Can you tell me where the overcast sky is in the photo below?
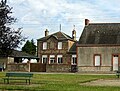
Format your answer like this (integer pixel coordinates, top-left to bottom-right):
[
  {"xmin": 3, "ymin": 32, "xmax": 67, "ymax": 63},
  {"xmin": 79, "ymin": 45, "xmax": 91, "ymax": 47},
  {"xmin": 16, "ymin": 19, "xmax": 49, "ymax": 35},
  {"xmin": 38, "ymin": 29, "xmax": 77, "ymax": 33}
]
[{"xmin": 7, "ymin": 0, "xmax": 120, "ymax": 47}]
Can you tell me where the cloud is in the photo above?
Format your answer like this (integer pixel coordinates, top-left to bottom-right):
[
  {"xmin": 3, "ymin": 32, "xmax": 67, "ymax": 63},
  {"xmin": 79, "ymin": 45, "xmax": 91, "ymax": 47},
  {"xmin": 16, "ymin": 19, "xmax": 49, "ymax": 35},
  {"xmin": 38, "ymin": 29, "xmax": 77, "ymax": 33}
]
[
  {"xmin": 8, "ymin": 0, "xmax": 120, "ymax": 46},
  {"xmin": 21, "ymin": 13, "xmax": 41, "ymax": 24}
]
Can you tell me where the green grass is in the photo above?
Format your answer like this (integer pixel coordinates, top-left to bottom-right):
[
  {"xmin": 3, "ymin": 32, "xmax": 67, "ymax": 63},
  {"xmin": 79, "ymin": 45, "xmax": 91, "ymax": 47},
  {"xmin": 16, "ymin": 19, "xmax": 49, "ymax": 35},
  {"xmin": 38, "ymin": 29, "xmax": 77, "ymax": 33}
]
[{"xmin": 0, "ymin": 72, "xmax": 119, "ymax": 91}]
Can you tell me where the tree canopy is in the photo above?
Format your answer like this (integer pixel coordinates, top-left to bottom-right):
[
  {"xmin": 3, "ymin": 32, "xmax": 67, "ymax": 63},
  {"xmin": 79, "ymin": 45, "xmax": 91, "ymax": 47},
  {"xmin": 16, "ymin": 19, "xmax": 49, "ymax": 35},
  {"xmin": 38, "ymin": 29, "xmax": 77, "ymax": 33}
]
[
  {"xmin": 0, "ymin": 0, "xmax": 25, "ymax": 56},
  {"xmin": 22, "ymin": 39, "xmax": 36, "ymax": 56}
]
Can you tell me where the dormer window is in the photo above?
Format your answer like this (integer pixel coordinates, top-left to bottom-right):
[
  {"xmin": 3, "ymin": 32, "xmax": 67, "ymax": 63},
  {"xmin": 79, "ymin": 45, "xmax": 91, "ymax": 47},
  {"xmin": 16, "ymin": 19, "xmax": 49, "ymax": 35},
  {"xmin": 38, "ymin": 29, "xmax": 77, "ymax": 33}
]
[
  {"xmin": 43, "ymin": 42, "xmax": 47, "ymax": 50},
  {"xmin": 58, "ymin": 42, "xmax": 62, "ymax": 49}
]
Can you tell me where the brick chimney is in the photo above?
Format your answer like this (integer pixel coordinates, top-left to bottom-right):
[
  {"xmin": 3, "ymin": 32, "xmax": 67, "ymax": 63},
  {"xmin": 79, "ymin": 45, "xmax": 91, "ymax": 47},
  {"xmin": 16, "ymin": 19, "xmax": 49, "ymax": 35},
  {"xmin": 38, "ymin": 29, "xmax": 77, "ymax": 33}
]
[
  {"xmin": 45, "ymin": 29, "xmax": 49, "ymax": 36},
  {"xmin": 85, "ymin": 19, "xmax": 90, "ymax": 26}
]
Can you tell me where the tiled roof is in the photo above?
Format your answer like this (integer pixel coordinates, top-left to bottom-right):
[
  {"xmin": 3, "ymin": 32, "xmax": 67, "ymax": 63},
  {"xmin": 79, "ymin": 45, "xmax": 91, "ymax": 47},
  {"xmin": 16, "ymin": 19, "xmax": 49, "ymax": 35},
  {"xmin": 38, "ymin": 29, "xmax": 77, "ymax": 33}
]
[
  {"xmin": 38, "ymin": 31, "xmax": 74, "ymax": 41},
  {"xmin": 79, "ymin": 23, "xmax": 120, "ymax": 44}
]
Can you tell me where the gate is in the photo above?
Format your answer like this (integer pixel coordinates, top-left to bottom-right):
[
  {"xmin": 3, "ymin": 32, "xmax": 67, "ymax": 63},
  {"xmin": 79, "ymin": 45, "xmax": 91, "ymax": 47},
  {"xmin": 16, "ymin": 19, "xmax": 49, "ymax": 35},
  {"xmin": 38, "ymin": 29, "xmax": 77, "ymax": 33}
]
[{"xmin": 30, "ymin": 63, "xmax": 46, "ymax": 72}]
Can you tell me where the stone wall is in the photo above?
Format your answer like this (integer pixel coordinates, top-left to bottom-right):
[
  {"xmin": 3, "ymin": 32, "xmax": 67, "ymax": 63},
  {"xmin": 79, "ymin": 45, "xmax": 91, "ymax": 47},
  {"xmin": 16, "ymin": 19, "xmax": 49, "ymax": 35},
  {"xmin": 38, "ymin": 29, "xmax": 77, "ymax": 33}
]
[
  {"xmin": 78, "ymin": 66, "xmax": 112, "ymax": 72},
  {"xmin": 7, "ymin": 63, "xmax": 29, "ymax": 72},
  {"xmin": 46, "ymin": 64, "xmax": 71, "ymax": 72}
]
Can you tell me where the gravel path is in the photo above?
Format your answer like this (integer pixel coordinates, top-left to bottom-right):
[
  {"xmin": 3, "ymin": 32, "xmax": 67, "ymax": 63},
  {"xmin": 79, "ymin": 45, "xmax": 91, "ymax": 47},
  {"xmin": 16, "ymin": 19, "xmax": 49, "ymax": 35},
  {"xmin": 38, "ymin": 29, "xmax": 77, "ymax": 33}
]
[{"xmin": 81, "ymin": 79, "xmax": 120, "ymax": 86}]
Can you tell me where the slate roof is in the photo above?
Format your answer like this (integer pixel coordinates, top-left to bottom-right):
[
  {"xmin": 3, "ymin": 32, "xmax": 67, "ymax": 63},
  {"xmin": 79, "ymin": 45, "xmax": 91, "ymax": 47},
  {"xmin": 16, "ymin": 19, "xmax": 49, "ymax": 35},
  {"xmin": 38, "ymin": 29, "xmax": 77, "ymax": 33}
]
[
  {"xmin": 9, "ymin": 50, "xmax": 30, "ymax": 57},
  {"xmin": 6, "ymin": 50, "xmax": 38, "ymax": 58},
  {"xmin": 69, "ymin": 42, "xmax": 78, "ymax": 53},
  {"xmin": 79, "ymin": 23, "xmax": 120, "ymax": 44},
  {"xmin": 38, "ymin": 31, "xmax": 74, "ymax": 41}
]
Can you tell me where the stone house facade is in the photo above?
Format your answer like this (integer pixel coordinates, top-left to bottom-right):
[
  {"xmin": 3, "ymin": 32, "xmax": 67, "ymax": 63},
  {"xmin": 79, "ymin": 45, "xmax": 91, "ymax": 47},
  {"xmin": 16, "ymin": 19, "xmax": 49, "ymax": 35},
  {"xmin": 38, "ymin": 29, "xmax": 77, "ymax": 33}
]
[
  {"xmin": 37, "ymin": 29, "xmax": 77, "ymax": 72},
  {"xmin": 77, "ymin": 19, "xmax": 120, "ymax": 72}
]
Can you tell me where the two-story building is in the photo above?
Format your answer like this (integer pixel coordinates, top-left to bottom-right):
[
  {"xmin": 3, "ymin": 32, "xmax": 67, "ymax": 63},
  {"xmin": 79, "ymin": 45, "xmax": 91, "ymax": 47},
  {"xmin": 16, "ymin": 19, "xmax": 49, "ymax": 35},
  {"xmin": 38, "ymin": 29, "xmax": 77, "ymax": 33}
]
[{"xmin": 37, "ymin": 29, "xmax": 77, "ymax": 72}]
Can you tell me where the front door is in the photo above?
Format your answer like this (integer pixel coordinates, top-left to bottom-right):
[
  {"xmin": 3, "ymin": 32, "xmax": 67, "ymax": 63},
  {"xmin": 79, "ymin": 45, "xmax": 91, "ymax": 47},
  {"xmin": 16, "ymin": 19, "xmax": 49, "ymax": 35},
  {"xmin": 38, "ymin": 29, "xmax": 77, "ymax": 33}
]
[{"xmin": 113, "ymin": 55, "xmax": 119, "ymax": 71}]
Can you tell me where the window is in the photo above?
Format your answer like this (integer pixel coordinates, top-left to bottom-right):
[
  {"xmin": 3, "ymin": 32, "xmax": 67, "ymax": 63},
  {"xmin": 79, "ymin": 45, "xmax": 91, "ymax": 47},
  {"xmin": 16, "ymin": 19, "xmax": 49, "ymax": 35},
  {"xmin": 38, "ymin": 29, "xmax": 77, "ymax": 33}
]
[
  {"xmin": 43, "ymin": 42, "xmax": 47, "ymax": 50},
  {"xmin": 94, "ymin": 54, "xmax": 101, "ymax": 66},
  {"xmin": 42, "ymin": 55, "xmax": 47, "ymax": 64},
  {"xmin": 58, "ymin": 42, "xmax": 62, "ymax": 49},
  {"xmin": 49, "ymin": 55, "xmax": 55, "ymax": 64},
  {"xmin": 57, "ymin": 55, "xmax": 63, "ymax": 64},
  {"xmin": 71, "ymin": 55, "xmax": 77, "ymax": 65}
]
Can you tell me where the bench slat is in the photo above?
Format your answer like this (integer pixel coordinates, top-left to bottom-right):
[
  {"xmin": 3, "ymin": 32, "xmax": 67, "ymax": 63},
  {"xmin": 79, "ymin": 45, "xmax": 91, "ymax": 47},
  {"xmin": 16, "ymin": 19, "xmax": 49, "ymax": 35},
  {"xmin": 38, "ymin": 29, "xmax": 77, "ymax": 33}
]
[
  {"xmin": 3, "ymin": 72, "xmax": 33, "ymax": 84},
  {"xmin": 6, "ymin": 73, "xmax": 33, "ymax": 77}
]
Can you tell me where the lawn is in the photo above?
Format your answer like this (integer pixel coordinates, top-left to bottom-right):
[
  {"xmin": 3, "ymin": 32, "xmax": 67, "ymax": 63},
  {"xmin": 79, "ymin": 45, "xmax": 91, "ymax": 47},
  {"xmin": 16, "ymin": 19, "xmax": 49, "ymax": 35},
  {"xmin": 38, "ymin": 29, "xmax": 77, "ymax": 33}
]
[{"xmin": 0, "ymin": 72, "xmax": 120, "ymax": 91}]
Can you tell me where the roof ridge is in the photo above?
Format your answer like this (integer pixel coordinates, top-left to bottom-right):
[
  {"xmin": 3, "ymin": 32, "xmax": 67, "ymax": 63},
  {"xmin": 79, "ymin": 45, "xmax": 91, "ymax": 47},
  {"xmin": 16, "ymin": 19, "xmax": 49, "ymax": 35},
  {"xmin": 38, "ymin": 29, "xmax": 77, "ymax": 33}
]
[
  {"xmin": 89, "ymin": 23, "xmax": 120, "ymax": 25},
  {"xmin": 38, "ymin": 31, "xmax": 74, "ymax": 41},
  {"xmin": 60, "ymin": 31, "xmax": 72, "ymax": 39}
]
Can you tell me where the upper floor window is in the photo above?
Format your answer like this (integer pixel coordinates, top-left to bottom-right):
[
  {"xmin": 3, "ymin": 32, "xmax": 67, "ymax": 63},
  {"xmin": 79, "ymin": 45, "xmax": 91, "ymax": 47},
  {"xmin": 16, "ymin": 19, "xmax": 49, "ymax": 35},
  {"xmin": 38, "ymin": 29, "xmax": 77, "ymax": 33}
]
[
  {"xmin": 71, "ymin": 55, "xmax": 77, "ymax": 65},
  {"xmin": 57, "ymin": 55, "xmax": 63, "ymax": 64},
  {"xmin": 58, "ymin": 42, "xmax": 62, "ymax": 49},
  {"xmin": 94, "ymin": 54, "xmax": 101, "ymax": 66},
  {"xmin": 43, "ymin": 42, "xmax": 47, "ymax": 50}
]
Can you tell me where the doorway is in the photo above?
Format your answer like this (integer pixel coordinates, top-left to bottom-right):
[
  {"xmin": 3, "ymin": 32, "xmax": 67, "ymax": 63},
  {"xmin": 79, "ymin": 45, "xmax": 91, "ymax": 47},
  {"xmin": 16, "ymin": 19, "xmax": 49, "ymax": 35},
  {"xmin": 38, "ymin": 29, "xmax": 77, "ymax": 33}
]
[{"xmin": 113, "ymin": 55, "xmax": 119, "ymax": 71}]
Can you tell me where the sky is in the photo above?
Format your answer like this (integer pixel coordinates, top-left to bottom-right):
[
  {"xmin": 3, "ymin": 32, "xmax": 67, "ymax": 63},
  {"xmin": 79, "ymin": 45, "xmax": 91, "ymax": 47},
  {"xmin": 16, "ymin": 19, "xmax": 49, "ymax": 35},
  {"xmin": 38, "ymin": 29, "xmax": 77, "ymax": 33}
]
[{"xmin": 7, "ymin": 0, "xmax": 120, "ymax": 49}]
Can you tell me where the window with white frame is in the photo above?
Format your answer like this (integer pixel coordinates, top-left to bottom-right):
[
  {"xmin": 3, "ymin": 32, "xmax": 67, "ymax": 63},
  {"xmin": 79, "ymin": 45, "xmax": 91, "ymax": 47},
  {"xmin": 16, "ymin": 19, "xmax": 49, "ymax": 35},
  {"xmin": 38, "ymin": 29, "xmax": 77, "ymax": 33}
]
[
  {"xmin": 42, "ymin": 55, "xmax": 47, "ymax": 64},
  {"xmin": 94, "ymin": 54, "xmax": 101, "ymax": 66},
  {"xmin": 71, "ymin": 55, "xmax": 77, "ymax": 65},
  {"xmin": 49, "ymin": 55, "xmax": 55, "ymax": 64},
  {"xmin": 43, "ymin": 42, "xmax": 47, "ymax": 50},
  {"xmin": 57, "ymin": 55, "xmax": 63, "ymax": 64},
  {"xmin": 58, "ymin": 42, "xmax": 62, "ymax": 49}
]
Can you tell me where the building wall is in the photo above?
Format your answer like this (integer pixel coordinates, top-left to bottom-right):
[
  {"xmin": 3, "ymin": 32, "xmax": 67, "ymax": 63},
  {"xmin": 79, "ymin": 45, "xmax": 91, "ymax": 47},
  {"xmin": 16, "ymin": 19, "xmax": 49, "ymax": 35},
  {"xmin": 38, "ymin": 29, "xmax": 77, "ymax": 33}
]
[
  {"xmin": 8, "ymin": 57, "xmax": 14, "ymax": 63},
  {"xmin": 37, "ymin": 36, "xmax": 76, "ymax": 72},
  {"xmin": 0, "ymin": 57, "xmax": 8, "ymax": 63},
  {"xmin": 77, "ymin": 46, "xmax": 120, "ymax": 72},
  {"xmin": 0, "ymin": 57, "xmax": 8, "ymax": 70},
  {"xmin": 0, "ymin": 57, "xmax": 14, "ymax": 70},
  {"xmin": 37, "ymin": 37, "xmax": 74, "ymax": 64}
]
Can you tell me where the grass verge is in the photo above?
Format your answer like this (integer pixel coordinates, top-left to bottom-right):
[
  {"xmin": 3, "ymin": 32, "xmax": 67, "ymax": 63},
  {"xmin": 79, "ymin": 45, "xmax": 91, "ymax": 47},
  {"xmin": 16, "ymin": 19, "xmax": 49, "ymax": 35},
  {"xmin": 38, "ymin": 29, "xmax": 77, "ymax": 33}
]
[{"xmin": 0, "ymin": 72, "xmax": 119, "ymax": 91}]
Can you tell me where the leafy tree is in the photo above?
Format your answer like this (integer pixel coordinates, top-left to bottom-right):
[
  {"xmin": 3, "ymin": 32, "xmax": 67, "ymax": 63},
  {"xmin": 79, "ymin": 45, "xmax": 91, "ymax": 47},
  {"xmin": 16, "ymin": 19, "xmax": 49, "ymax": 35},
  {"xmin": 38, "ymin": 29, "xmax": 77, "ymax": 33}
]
[
  {"xmin": 0, "ymin": 0, "xmax": 25, "ymax": 56},
  {"xmin": 22, "ymin": 39, "xmax": 36, "ymax": 55}
]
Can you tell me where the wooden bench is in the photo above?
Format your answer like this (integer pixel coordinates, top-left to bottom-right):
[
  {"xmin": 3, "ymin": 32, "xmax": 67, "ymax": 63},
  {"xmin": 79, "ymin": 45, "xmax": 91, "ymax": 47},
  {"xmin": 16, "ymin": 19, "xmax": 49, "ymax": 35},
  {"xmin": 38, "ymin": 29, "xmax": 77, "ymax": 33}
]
[
  {"xmin": 3, "ymin": 72, "xmax": 33, "ymax": 84},
  {"xmin": 116, "ymin": 71, "xmax": 120, "ymax": 78}
]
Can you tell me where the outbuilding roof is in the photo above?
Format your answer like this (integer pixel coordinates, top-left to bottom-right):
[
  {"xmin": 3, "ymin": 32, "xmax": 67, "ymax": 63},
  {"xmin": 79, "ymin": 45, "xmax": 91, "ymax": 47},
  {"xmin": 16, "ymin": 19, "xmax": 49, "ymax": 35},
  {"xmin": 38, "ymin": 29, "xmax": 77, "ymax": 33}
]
[{"xmin": 0, "ymin": 50, "xmax": 39, "ymax": 59}]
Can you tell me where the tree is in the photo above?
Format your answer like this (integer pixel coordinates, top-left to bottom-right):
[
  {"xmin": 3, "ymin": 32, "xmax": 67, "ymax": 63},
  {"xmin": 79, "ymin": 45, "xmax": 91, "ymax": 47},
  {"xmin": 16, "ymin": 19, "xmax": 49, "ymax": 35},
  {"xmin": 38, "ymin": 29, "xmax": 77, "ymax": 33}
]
[
  {"xmin": 22, "ymin": 39, "xmax": 36, "ymax": 55},
  {"xmin": 0, "ymin": 0, "xmax": 25, "ymax": 56}
]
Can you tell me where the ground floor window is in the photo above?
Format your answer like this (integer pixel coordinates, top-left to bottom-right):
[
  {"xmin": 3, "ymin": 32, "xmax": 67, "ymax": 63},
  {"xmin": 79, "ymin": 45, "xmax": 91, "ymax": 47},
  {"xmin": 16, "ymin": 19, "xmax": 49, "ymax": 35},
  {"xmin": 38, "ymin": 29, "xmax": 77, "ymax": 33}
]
[
  {"xmin": 42, "ymin": 55, "xmax": 47, "ymax": 64},
  {"xmin": 57, "ymin": 55, "xmax": 63, "ymax": 64},
  {"xmin": 94, "ymin": 54, "xmax": 101, "ymax": 66},
  {"xmin": 49, "ymin": 55, "xmax": 55, "ymax": 64},
  {"xmin": 71, "ymin": 55, "xmax": 77, "ymax": 65}
]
